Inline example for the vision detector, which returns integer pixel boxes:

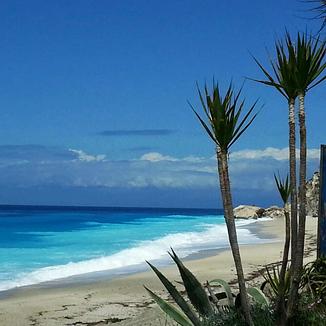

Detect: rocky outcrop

[233,205,287,219]
[306,172,319,217]
[233,172,320,219]
[233,205,263,219]
[262,206,285,219]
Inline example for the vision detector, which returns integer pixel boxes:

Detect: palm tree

[253,32,325,324]
[285,33,325,321]
[190,82,258,326]
[274,174,291,324]
[252,38,299,271]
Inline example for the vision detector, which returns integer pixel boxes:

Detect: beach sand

[0,217,318,326]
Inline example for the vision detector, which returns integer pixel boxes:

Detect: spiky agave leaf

[144,287,193,326]
[247,287,270,307]
[146,261,201,326]
[190,82,258,152]
[209,279,234,307]
[274,173,291,204]
[169,249,214,317]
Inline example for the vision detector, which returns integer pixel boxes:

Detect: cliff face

[234,172,320,219]
[306,172,320,217]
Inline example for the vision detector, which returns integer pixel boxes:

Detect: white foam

[0,218,274,291]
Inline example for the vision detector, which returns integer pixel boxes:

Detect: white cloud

[0,146,320,193]
[230,147,320,161]
[140,152,177,162]
[69,149,106,162]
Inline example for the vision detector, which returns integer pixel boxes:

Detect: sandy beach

[0,217,318,326]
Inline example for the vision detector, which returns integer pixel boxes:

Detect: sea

[0,205,273,292]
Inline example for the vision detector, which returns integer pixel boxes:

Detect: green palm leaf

[274,173,291,204]
[190,82,258,152]
[291,32,325,94]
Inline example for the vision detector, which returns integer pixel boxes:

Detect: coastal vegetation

[253,32,325,324]
[189,82,258,325]
[145,250,326,325]
[273,174,291,322]
[146,6,325,325]
[145,250,270,326]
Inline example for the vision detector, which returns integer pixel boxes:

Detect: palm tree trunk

[287,93,307,322]
[217,148,253,326]
[288,99,297,267]
[276,208,291,324]
[280,208,291,284]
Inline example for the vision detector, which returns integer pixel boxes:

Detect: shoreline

[0,217,318,325]
[0,217,275,297]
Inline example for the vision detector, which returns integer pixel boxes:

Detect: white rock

[233,205,264,219]
[262,206,285,219]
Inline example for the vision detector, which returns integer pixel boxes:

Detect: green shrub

[294,293,326,326]
[145,249,269,326]
[201,304,274,326]
[301,256,326,302]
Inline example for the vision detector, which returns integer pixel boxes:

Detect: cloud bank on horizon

[0,145,320,208]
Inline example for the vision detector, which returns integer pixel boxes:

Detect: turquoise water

[0,206,270,291]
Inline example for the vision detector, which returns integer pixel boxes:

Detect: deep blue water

[0,205,269,291]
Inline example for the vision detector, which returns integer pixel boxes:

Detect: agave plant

[145,249,269,326]
[190,81,258,326]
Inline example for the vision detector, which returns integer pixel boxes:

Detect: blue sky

[0,0,324,208]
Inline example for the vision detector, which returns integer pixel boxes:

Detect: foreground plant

[145,250,269,326]
[189,82,258,325]
[301,256,326,303]
[261,263,292,301]
[294,257,326,325]
[273,174,291,322]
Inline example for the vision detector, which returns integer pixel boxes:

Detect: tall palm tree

[285,33,325,321]
[190,82,258,326]
[252,38,299,270]
[253,32,325,324]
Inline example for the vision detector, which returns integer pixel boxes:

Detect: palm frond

[251,35,299,102]
[293,32,326,93]
[190,82,258,152]
[274,173,291,204]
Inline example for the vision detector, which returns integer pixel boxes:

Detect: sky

[0,0,324,208]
